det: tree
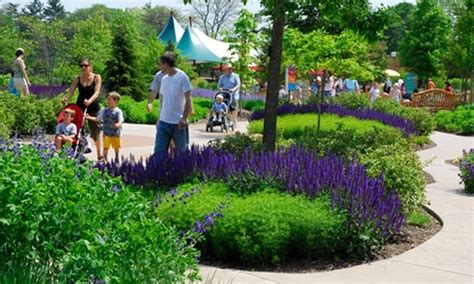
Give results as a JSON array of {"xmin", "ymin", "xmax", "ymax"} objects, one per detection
[
  {"xmin": 105, "ymin": 15, "xmax": 145, "ymax": 101},
  {"xmin": 140, "ymin": 4, "xmax": 184, "ymax": 37},
  {"xmin": 1, "ymin": 2, "xmax": 21, "ymax": 19},
  {"xmin": 43, "ymin": 0, "xmax": 66, "ymax": 21},
  {"xmin": 190, "ymin": 0, "xmax": 241, "ymax": 37},
  {"xmin": 227, "ymin": 9, "xmax": 259, "ymax": 93},
  {"xmin": 383, "ymin": 3, "xmax": 415, "ymax": 53},
  {"xmin": 399, "ymin": 0, "xmax": 451, "ymax": 83},
  {"xmin": 22, "ymin": 0, "xmax": 44, "ymax": 19}
]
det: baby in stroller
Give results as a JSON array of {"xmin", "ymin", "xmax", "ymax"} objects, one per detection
[
  {"xmin": 206, "ymin": 91, "xmax": 232, "ymax": 132},
  {"xmin": 212, "ymin": 94, "xmax": 228, "ymax": 122},
  {"xmin": 55, "ymin": 104, "xmax": 89, "ymax": 158}
]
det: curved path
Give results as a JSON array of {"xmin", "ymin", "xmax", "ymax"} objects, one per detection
[{"xmin": 197, "ymin": 131, "xmax": 474, "ymax": 283}]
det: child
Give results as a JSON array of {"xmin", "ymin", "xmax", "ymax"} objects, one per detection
[
  {"xmin": 212, "ymin": 94, "xmax": 228, "ymax": 122},
  {"xmin": 86, "ymin": 92, "xmax": 124, "ymax": 162},
  {"xmin": 55, "ymin": 108, "xmax": 77, "ymax": 151}
]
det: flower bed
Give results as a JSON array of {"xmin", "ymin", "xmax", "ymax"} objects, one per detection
[
  {"xmin": 459, "ymin": 149, "xmax": 474, "ymax": 193},
  {"xmin": 435, "ymin": 105, "xmax": 474, "ymax": 135},
  {"xmin": 249, "ymin": 103, "xmax": 416, "ymax": 136},
  {"xmin": 30, "ymin": 85, "xmax": 68, "ymax": 98},
  {"xmin": 0, "ymin": 138, "xmax": 199, "ymax": 282},
  {"xmin": 101, "ymin": 146, "xmax": 405, "ymax": 263}
]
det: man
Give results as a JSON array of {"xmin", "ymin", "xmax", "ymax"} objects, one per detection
[
  {"xmin": 343, "ymin": 77, "xmax": 360, "ymax": 93},
  {"xmin": 218, "ymin": 63, "xmax": 240, "ymax": 124},
  {"xmin": 147, "ymin": 52, "xmax": 192, "ymax": 153}
]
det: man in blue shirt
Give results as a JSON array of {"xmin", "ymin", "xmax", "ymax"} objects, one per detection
[{"xmin": 218, "ymin": 63, "xmax": 240, "ymax": 124}]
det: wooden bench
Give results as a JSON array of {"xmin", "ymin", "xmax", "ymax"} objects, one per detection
[{"xmin": 408, "ymin": 89, "xmax": 456, "ymax": 112}]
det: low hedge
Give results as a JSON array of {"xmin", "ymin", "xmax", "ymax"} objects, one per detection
[
  {"xmin": 157, "ymin": 183, "xmax": 384, "ymax": 265},
  {"xmin": 434, "ymin": 105, "xmax": 474, "ymax": 135},
  {"xmin": 459, "ymin": 149, "xmax": 474, "ymax": 193},
  {"xmin": 248, "ymin": 113, "xmax": 401, "ymax": 140},
  {"xmin": 0, "ymin": 140, "xmax": 199, "ymax": 282}
]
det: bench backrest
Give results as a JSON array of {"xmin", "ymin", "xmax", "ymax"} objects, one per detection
[{"xmin": 411, "ymin": 88, "xmax": 456, "ymax": 111}]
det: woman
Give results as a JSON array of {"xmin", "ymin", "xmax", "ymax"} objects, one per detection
[
  {"xmin": 389, "ymin": 83, "xmax": 402, "ymax": 104},
  {"xmin": 12, "ymin": 48, "xmax": 31, "ymax": 96},
  {"xmin": 62, "ymin": 58, "xmax": 103, "ymax": 160},
  {"xmin": 444, "ymin": 81, "xmax": 454, "ymax": 93},
  {"xmin": 369, "ymin": 82, "xmax": 380, "ymax": 103}
]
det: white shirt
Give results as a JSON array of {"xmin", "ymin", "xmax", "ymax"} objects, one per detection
[
  {"xmin": 324, "ymin": 76, "xmax": 334, "ymax": 91},
  {"xmin": 149, "ymin": 71, "xmax": 165, "ymax": 93},
  {"xmin": 159, "ymin": 68, "xmax": 192, "ymax": 124}
]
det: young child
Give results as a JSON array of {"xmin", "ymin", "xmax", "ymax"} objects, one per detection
[
  {"xmin": 86, "ymin": 92, "xmax": 124, "ymax": 162},
  {"xmin": 212, "ymin": 94, "xmax": 228, "ymax": 122},
  {"xmin": 55, "ymin": 108, "xmax": 77, "ymax": 151}
]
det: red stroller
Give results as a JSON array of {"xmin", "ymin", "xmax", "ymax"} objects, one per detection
[{"xmin": 57, "ymin": 104, "xmax": 89, "ymax": 157}]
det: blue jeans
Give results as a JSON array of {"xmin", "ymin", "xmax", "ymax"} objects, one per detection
[{"xmin": 154, "ymin": 121, "xmax": 189, "ymax": 153}]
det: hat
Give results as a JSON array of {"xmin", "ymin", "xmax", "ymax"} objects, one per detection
[
  {"xmin": 15, "ymin": 48, "xmax": 24, "ymax": 54},
  {"xmin": 223, "ymin": 63, "xmax": 232, "ymax": 69}
]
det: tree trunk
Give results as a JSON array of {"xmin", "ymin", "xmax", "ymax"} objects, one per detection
[
  {"xmin": 316, "ymin": 73, "xmax": 326, "ymax": 138},
  {"xmin": 471, "ymin": 72, "xmax": 474, "ymax": 104},
  {"xmin": 262, "ymin": 0, "xmax": 284, "ymax": 151}
]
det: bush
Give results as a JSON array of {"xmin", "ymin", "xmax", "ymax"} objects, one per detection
[
  {"xmin": 248, "ymin": 113, "xmax": 400, "ymax": 140},
  {"xmin": 0, "ymin": 141, "xmax": 199, "ymax": 282},
  {"xmin": 0, "ymin": 104, "xmax": 15, "ymax": 138},
  {"xmin": 0, "ymin": 92, "xmax": 62, "ymax": 136},
  {"xmin": 241, "ymin": 99, "xmax": 265, "ymax": 112},
  {"xmin": 331, "ymin": 92, "xmax": 370, "ymax": 109},
  {"xmin": 359, "ymin": 143, "xmax": 426, "ymax": 213},
  {"xmin": 459, "ymin": 149, "xmax": 474, "ymax": 193},
  {"xmin": 435, "ymin": 105, "xmax": 474, "ymax": 135},
  {"xmin": 157, "ymin": 183, "xmax": 382, "ymax": 265},
  {"xmin": 372, "ymin": 99, "xmax": 435, "ymax": 136},
  {"xmin": 118, "ymin": 96, "xmax": 211, "ymax": 124}
]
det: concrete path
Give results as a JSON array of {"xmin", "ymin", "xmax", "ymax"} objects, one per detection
[
  {"xmin": 83, "ymin": 120, "xmax": 249, "ymax": 161},
  {"xmin": 197, "ymin": 132, "xmax": 474, "ymax": 284}
]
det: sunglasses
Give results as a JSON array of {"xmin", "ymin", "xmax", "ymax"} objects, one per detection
[{"xmin": 80, "ymin": 64, "xmax": 90, "ymax": 68}]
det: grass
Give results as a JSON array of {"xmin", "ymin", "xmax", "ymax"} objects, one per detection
[
  {"xmin": 248, "ymin": 113, "xmax": 401, "ymax": 139},
  {"xmin": 406, "ymin": 211, "xmax": 431, "ymax": 228}
]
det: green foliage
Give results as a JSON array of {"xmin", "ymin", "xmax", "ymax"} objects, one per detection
[
  {"xmin": 240, "ymin": 99, "xmax": 265, "ymax": 112},
  {"xmin": 208, "ymin": 132, "xmax": 263, "ymax": 155},
  {"xmin": 157, "ymin": 183, "xmax": 356, "ymax": 265},
  {"xmin": 383, "ymin": 3, "xmax": 415, "ymax": 53},
  {"xmin": 399, "ymin": 0, "xmax": 451, "ymax": 81},
  {"xmin": 434, "ymin": 105, "xmax": 474, "ymax": 135},
  {"xmin": 248, "ymin": 113, "xmax": 398, "ymax": 140},
  {"xmin": 0, "ymin": 145, "xmax": 199, "ymax": 282},
  {"xmin": 460, "ymin": 149, "xmax": 474, "ymax": 193},
  {"xmin": 359, "ymin": 143, "xmax": 426, "ymax": 214},
  {"xmin": 0, "ymin": 92, "xmax": 62, "ymax": 135},
  {"xmin": 118, "ymin": 96, "xmax": 210, "ymax": 124},
  {"xmin": 0, "ymin": 103, "xmax": 15, "ymax": 138},
  {"xmin": 407, "ymin": 210, "xmax": 431, "ymax": 228},
  {"xmin": 331, "ymin": 92, "xmax": 370, "ymax": 109},
  {"xmin": 372, "ymin": 99, "xmax": 435, "ymax": 136},
  {"xmin": 105, "ymin": 15, "xmax": 145, "ymax": 101}
]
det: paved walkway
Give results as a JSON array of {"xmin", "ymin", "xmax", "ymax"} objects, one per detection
[{"xmin": 87, "ymin": 126, "xmax": 473, "ymax": 283}]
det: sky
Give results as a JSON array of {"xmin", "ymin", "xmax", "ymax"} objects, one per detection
[{"xmin": 3, "ymin": 0, "xmax": 417, "ymax": 13}]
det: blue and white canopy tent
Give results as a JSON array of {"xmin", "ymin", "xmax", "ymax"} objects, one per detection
[{"xmin": 158, "ymin": 15, "xmax": 185, "ymax": 45}]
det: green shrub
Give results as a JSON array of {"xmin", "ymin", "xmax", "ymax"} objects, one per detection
[
  {"xmin": 459, "ymin": 149, "xmax": 474, "ymax": 193},
  {"xmin": 0, "ymin": 92, "xmax": 62, "ymax": 135},
  {"xmin": 435, "ymin": 105, "xmax": 474, "ymax": 135},
  {"xmin": 118, "ymin": 96, "xmax": 211, "ymax": 124},
  {"xmin": 331, "ymin": 92, "xmax": 370, "ymax": 109},
  {"xmin": 241, "ymin": 100, "xmax": 265, "ymax": 112},
  {"xmin": 157, "ymin": 183, "xmax": 353, "ymax": 265},
  {"xmin": 359, "ymin": 143, "xmax": 426, "ymax": 213},
  {"xmin": 208, "ymin": 131, "xmax": 262, "ymax": 155},
  {"xmin": 0, "ymin": 145, "xmax": 199, "ymax": 282},
  {"xmin": 0, "ymin": 104, "xmax": 15, "ymax": 138},
  {"xmin": 248, "ymin": 113, "xmax": 399, "ymax": 140},
  {"xmin": 407, "ymin": 210, "xmax": 431, "ymax": 228},
  {"xmin": 372, "ymin": 99, "xmax": 435, "ymax": 136}
]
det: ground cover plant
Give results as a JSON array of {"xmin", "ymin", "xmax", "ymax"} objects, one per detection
[
  {"xmin": 0, "ymin": 138, "xmax": 199, "ymax": 282},
  {"xmin": 434, "ymin": 104, "xmax": 474, "ymax": 135},
  {"xmin": 459, "ymin": 149, "xmax": 474, "ymax": 193},
  {"xmin": 103, "ymin": 146, "xmax": 405, "ymax": 264}
]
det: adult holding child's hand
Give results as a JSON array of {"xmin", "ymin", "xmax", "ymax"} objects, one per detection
[{"xmin": 62, "ymin": 58, "xmax": 103, "ymax": 160}]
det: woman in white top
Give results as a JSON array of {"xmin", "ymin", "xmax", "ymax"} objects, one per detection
[
  {"xmin": 390, "ymin": 83, "xmax": 402, "ymax": 103},
  {"xmin": 369, "ymin": 82, "xmax": 380, "ymax": 103},
  {"xmin": 12, "ymin": 48, "xmax": 31, "ymax": 96}
]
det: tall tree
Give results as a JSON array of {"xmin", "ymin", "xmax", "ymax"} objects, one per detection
[
  {"xmin": 43, "ymin": 0, "xmax": 66, "ymax": 21},
  {"xmin": 383, "ymin": 3, "xmax": 415, "ymax": 53},
  {"xmin": 1, "ymin": 3, "xmax": 21, "ymax": 19},
  {"xmin": 227, "ymin": 9, "xmax": 259, "ymax": 93},
  {"xmin": 22, "ymin": 0, "xmax": 44, "ymax": 19},
  {"xmin": 105, "ymin": 15, "xmax": 145, "ymax": 101},
  {"xmin": 190, "ymin": 0, "xmax": 241, "ymax": 37},
  {"xmin": 399, "ymin": 0, "xmax": 451, "ymax": 83},
  {"xmin": 140, "ymin": 5, "xmax": 184, "ymax": 37}
]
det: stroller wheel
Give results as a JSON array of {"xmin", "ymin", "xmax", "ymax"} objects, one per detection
[{"xmin": 206, "ymin": 125, "xmax": 210, "ymax": 132}]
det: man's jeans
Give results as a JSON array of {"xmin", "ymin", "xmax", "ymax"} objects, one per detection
[{"xmin": 154, "ymin": 121, "xmax": 189, "ymax": 153}]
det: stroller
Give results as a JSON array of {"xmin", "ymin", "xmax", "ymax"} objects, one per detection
[
  {"xmin": 57, "ymin": 104, "xmax": 89, "ymax": 158},
  {"xmin": 205, "ymin": 91, "xmax": 234, "ymax": 133}
]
